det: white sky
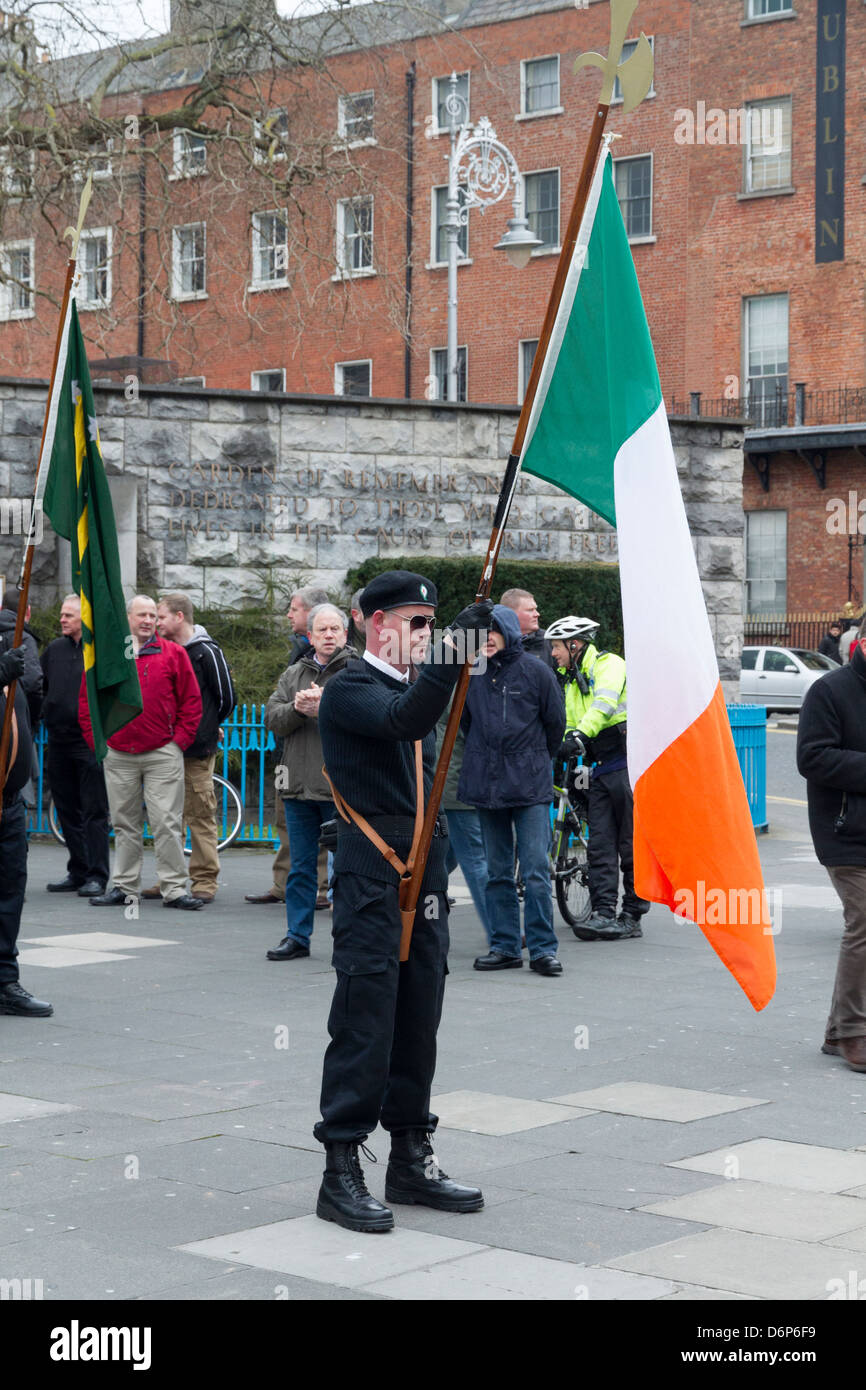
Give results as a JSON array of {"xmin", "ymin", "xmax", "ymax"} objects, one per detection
[{"xmin": 26, "ymin": 0, "xmax": 346, "ymax": 55}]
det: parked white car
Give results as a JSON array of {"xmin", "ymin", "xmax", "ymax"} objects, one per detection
[{"xmin": 739, "ymin": 646, "xmax": 837, "ymax": 712}]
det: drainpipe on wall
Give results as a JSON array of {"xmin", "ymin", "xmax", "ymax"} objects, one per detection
[
  {"xmin": 137, "ymin": 148, "xmax": 146, "ymax": 363},
  {"xmin": 404, "ymin": 61, "xmax": 416, "ymax": 400}
]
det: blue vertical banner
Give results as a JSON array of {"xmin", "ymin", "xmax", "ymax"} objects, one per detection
[{"xmin": 815, "ymin": 0, "xmax": 845, "ymax": 263}]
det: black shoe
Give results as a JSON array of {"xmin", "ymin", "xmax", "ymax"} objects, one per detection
[
  {"xmin": 163, "ymin": 894, "xmax": 204, "ymax": 911},
  {"xmin": 90, "ymin": 886, "xmax": 132, "ymax": 907},
  {"xmin": 0, "ymin": 981, "xmax": 53, "ymax": 1017},
  {"xmin": 316, "ymin": 1143, "xmax": 394, "ymax": 1233},
  {"xmin": 572, "ymin": 910, "xmax": 616, "ymax": 941},
  {"xmin": 77, "ymin": 879, "xmax": 105, "ymax": 898},
  {"xmin": 473, "ymin": 951, "xmax": 523, "ymax": 971},
  {"xmin": 597, "ymin": 912, "xmax": 644, "ymax": 940},
  {"xmin": 385, "ymin": 1131, "xmax": 484, "ymax": 1212},
  {"xmin": 47, "ymin": 876, "xmax": 83, "ymax": 893},
  {"xmin": 266, "ymin": 937, "xmax": 310, "ymax": 961},
  {"xmin": 530, "ymin": 955, "xmax": 563, "ymax": 976}
]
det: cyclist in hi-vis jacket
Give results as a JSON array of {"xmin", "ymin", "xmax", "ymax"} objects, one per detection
[{"xmin": 544, "ymin": 616, "xmax": 649, "ymax": 942}]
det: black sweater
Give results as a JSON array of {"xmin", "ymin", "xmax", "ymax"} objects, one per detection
[
  {"xmin": 40, "ymin": 634, "xmax": 87, "ymax": 744},
  {"xmin": 319, "ymin": 647, "xmax": 461, "ymax": 889},
  {"xmin": 797, "ymin": 644, "xmax": 866, "ymax": 865}
]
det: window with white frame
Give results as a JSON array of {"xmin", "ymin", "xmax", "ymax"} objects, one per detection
[
  {"xmin": 434, "ymin": 72, "xmax": 469, "ymax": 132},
  {"xmin": 253, "ymin": 109, "xmax": 288, "ymax": 163},
  {"xmin": 614, "ymin": 155, "xmax": 653, "ymax": 239},
  {"xmin": 0, "ymin": 148, "xmax": 34, "ymax": 198},
  {"xmin": 78, "ymin": 229, "xmax": 111, "ymax": 309},
  {"xmin": 336, "ymin": 197, "xmax": 373, "ymax": 276},
  {"xmin": 747, "ymin": 0, "xmax": 792, "ymax": 16},
  {"xmin": 430, "ymin": 346, "xmax": 467, "ymax": 402},
  {"xmin": 744, "ymin": 97, "xmax": 792, "ymax": 192},
  {"xmin": 251, "ymin": 211, "xmax": 288, "ymax": 287},
  {"xmin": 172, "ymin": 129, "xmax": 207, "ymax": 177},
  {"xmin": 518, "ymin": 339, "xmax": 539, "ymax": 403},
  {"xmin": 524, "ymin": 170, "xmax": 559, "ymax": 251},
  {"xmin": 172, "ymin": 223, "xmax": 206, "ymax": 299},
  {"xmin": 335, "ymin": 360, "xmax": 371, "ymax": 397},
  {"xmin": 252, "ymin": 369, "xmax": 286, "ymax": 391},
  {"xmin": 73, "ymin": 141, "xmax": 113, "ymax": 181},
  {"xmin": 177, "ymin": 376, "xmax": 206, "ymax": 387},
  {"xmin": 521, "ymin": 56, "xmax": 560, "ymax": 115},
  {"xmin": 338, "ymin": 91, "xmax": 374, "ymax": 143},
  {"xmin": 612, "ymin": 36, "xmax": 655, "ymax": 102},
  {"xmin": 744, "ymin": 293, "xmax": 788, "ymax": 427},
  {"xmin": 745, "ymin": 511, "xmax": 787, "ymax": 613},
  {"xmin": 0, "ymin": 240, "xmax": 34, "ymax": 320},
  {"xmin": 432, "ymin": 184, "xmax": 469, "ymax": 264}
]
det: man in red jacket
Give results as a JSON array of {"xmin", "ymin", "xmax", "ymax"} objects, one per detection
[{"xmin": 81, "ymin": 595, "xmax": 204, "ymax": 911}]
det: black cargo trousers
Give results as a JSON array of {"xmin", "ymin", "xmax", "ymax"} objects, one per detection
[
  {"xmin": 314, "ymin": 866, "xmax": 450, "ymax": 1145},
  {"xmin": 587, "ymin": 766, "xmax": 650, "ymax": 918}
]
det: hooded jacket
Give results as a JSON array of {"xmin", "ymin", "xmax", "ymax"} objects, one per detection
[
  {"xmin": 181, "ymin": 624, "xmax": 236, "ymax": 759},
  {"xmin": 797, "ymin": 642, "xmax": 866, "ymax": 865},
  {"xmin": 0, "ymin": 606, "xmax": 42, "ymax": 728},
  {"xmin": 266, "ymin": 642, "xmax": 355, "ymax": 800},
  {"xmin": 458, "ymin": 604, "xmax": 565, "ymax": 809}
]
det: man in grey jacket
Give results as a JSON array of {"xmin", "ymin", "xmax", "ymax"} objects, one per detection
[{"xmin": 265, "ymin": 604, "xmax": 354, "ymax": 960}]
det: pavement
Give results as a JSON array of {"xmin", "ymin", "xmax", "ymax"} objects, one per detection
[{"xmin": 2, "ymin": 732, "xmax": 866, "ymax": 1303}]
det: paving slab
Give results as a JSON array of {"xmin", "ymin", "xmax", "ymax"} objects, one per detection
[
  {"xmin": 361, "ymin": 1249, "xmax": 676, "ymax": 1301},
  {"xmin": 16, "ymin": 947, "xmax": 135, "ymax": 967},
  {"xmin": 432, "ymin": 1090, "xmax": 593, "ymax": 1136},
  {"xmin": 177, "ymin": 1213, "xmax": 487, "ymax": 1288},
  {"xmin": 606, "ymin": 1226, "xmax": 866, "ymax": 1300},
  {"xmin": 0, "ymin": 1094, "xmax": 78, "ymax": 1125},
  {"xmin": 0, "ymin": 1229, "xmax": 240, "ymax": 1300},
  {"xmin": 548, "ymin": 1082, "xmax": 770, "ymax": 1123},
  {"xmin": 671, "ymin": 1138, "xmax": 866, "ymax": 1193},
  {"xmin": 479, "ymin": 1151, "xmax": 726, "ymax": 1210},
  {"xmin": 641, "ymin": 1180, "xmax": 866, "ymax": 1241},
  {"xmin": 140, "ymin": 1135, "xmax": 325, "ymax": 1192},
  {"xmin": 22, "ymin": 933, "xmax": 180, "ymax": 951},
  {"xmin": 143, "ymin": 1268, "xmax": 386, "ymax": 1300}
]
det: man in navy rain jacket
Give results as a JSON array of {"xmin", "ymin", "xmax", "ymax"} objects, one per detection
[{"xmin": 459, "ymin": 604, "xmax": 566, "ymax": 976}]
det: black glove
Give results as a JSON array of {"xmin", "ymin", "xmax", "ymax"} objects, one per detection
[
  {"xmin": 0, "ymin": 645, "xmax": 26, "ymax": 687},
  {"xmin": 558, "ymin": 731, "xmax": 586, "ymax": 761},
  {"xmin": 449, "ymin": 599, "xmax": 495, "ymax": 633}
]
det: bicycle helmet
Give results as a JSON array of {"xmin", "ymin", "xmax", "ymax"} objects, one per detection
[{"xmin": 543, "ymin": 616, "xmax": 599, "ymax": 642}]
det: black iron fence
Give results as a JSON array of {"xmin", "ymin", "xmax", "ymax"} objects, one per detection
[{"xmin": 670, "ymin": 385, "xmax": 866, "ymax": 430}]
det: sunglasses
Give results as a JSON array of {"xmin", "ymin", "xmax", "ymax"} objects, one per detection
[{"xmin": 389, "ymin": 609, "xmax": 436, "ymax": 631}]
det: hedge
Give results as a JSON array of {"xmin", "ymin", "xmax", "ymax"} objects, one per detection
[{"xmin": 346, "ymin": 556, "xmax": 624, "ymax": 654}]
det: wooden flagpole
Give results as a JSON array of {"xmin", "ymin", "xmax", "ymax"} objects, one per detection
[
  {"xmin": 398, "ymin": 0, "xmax": 654, "ymax": 960},
  {"xmin": 0, "ymin": 177, "xmax": 93, "ymax": 818}
]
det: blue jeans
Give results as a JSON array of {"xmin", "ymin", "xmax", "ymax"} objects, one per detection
[
  {"xmin": 478, "ymin": 803, "xmax": 558, "ymax": 960},
  {"xmin": 445, "ymin": 809, "xmax": 492, "ymax": 943},
  {"xmin": 283, "ymin": 799, "xmax": 334, "ymax": 947}
]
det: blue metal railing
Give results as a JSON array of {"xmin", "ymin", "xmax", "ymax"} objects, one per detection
[
  {"xmin": 25, "ymin": 702, "xmax": 770, "ymax": 844},
  {"xmin": 727, "ymin": 703, "xmax": 768, "ymax": 833},
  {"xmin": 26, "ymin": 703, "xmax": 282, "ymax": 849}
]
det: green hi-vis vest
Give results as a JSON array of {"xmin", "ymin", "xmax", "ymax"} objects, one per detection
[{"xmin": 560, "ymin": 643, "xmax": 628, "ymax": 740}]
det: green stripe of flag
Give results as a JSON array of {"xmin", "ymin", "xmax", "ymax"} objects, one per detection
[{"xmin": 520, "ymin": 155, "xmax": 663, "ymax": 526}]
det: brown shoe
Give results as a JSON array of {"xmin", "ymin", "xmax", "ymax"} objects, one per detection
[
  {"xmin": 142, "ymin": 885, "xmax": 162, "ymax": 900},
  {"xmin": 316, "ymin": 894, "xmax": 332, "ymax": 911},
  {"xmin": 839, "ymin": 1037, "xmax": 866, "ymax": 1072},
  {"xmin": 244, "ymin": 891, "xmax": 283, "ymax": 904},
  {"xmin": 821, "ymin": 1038, "xmax": 842, "ymax": 1057}
]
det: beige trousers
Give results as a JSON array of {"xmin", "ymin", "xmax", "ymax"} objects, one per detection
[
  {"xmin": 104, "ymin": 742, "xmax": 189, "ymax": 901},
  {"xmin": 184, "ymin": 754, "xmax": 219, "ymax": 897}
]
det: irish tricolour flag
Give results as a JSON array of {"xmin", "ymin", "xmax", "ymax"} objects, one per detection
[{"xmin": 521, "ymin": 152, "xmax": 776, "ymax": 1011}]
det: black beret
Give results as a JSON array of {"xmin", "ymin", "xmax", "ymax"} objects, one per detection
[{"xmin": 359, "ymin": 569, "xmax": 438, "ymax": 617}]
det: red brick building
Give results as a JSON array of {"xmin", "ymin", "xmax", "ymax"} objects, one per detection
[{"xmin": 0, "ymin": 0, "xmax": 863, "ymax": 612}]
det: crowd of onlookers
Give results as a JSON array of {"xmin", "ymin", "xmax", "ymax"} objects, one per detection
[{"xmin": 0, "ymin": 578, "xmax": 642, "ymax": 1015}]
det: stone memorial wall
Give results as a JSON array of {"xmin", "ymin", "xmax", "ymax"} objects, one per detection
[{"xmin": 0, "ymin": 381, "xmax": 746, "ymax": 678}]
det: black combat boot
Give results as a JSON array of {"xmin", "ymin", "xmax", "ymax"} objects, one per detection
[
  {"xmin": 385, "ymin": 1130, "xmax": 484, "ymax": 1212},
  {"xmin": 316, "ymin": 1143, "xmax": 394, "ymax": 1233}
]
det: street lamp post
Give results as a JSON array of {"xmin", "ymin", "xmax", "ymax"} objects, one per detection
[{"xmin": 434, "ymin": 72, "xmax": 541, "ymax": 403}]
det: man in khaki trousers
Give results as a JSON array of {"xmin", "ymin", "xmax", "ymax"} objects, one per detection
[
  {"xmin": 82, "ymin": 596, "xmax": 204, "ymax": 911},
  {"xmin": 154, "ymin": 594, "xmax": 236, "ymax": 903}
]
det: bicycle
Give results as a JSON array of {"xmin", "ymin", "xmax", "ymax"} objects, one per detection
[
  {"xmin": 47, "ymin": 771, "xmax": 245, "ymax": 855},
  {"xmin": 513, "ymin": 757, "xmax": 591, "ymax": 928}
]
